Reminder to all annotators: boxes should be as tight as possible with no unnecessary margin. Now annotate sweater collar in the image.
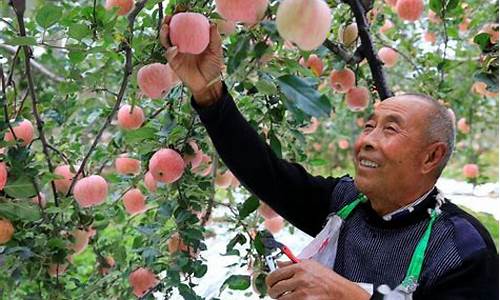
[361,187,440,228]
[382,187,435,221]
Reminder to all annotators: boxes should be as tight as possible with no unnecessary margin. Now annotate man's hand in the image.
[266,260,371,300]
[160,16,224,107]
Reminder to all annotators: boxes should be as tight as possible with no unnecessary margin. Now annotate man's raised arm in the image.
[161,18,339,236]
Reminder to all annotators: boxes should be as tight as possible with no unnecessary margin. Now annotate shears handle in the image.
[281,246,301,263]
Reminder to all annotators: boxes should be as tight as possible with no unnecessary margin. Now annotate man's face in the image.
[353,96,432,197]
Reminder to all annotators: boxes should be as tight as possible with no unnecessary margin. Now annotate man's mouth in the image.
[359,159,379,168]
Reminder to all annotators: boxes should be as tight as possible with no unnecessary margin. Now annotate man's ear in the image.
[421,142,447,175]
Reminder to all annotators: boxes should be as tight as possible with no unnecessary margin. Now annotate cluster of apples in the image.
[25,0,490,291]
[0,120,36,245]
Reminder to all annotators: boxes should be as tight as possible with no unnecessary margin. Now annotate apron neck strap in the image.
[336,194,368,219]
[400,207,441,292]
[336,191,443,293]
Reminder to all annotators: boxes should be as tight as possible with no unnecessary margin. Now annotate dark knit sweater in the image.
[192,83,498,299]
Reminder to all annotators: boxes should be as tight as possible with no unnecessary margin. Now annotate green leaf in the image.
[238,196,259,220]
[429,0,442,13]
[221,275,251,291]
[124,127,156,142]
[0,201,41,222]
[36,4,63,28]
[178,283,202,300]
[474,33,491,51]
[254,273,268,296]
[68,50,87,64]
[68,23,91,40]
[446,0,459,12]
[183,228,204,241]
[253,232,266,256]
[269,130,282,159]
[255,80,277,95]
[228,36,250,74]
[47,238,67,249]
[253,41,269,59]
[4,176,37,198]
[6,37,37,46]
[225,233,247,254]
[193,263,208,278]
[309,158,328,166]
[277,75,331,118]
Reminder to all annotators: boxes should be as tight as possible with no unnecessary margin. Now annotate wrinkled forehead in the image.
[373,95,432,120]
[370,95,433,127]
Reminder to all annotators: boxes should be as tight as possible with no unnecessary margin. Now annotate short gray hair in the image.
[401,93,456,177]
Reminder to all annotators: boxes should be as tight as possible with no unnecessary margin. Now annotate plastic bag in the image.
[298,214,343,268]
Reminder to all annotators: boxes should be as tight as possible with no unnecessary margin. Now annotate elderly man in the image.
[162,22,498,299]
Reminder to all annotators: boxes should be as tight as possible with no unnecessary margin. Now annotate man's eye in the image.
[385,126,397,131]
[364,123,374,129]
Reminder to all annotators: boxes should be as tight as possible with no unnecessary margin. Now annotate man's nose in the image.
[359,129,379,151]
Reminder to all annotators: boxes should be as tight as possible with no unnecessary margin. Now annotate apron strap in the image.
[324,191,442,295]
[400,208,441,292]
[336,193,368,219]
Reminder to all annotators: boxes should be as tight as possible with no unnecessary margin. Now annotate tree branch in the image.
[0,44,64,82]
[345,0,393,100]
[14,89,29,119]
[156,1,163,39]
[200,152,219,226]
[66,0,150,197]
[10,0,59,206]
[6,45,20,86]
[322,39,364,65]
[438,4,449,90]
[47,144,72,167]
[0,65,18,141]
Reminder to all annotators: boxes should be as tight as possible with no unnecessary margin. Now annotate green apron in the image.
[298,193,443,298]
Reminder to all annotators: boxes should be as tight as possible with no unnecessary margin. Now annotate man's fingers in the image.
[162,15,172,26]
[159,23,171,48]
[165,46,179,63]
[277,291,297,300]
[268,278,298,299]
[276,261,294,268]
[266,264,295,289]
[208,24,222,53]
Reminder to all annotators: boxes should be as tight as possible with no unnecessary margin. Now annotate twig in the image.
[0,17,15,30]
[145,101,171,123]
[6,45,20,86]
[10,0,60,206]
[438,3,449,90]
[0,65,18,141]
[96,160,109,175]
[31,179,46,219]
[0,44,64,82]
[322,39,364,65]
[92,88,119,97]
[92,0,98,39]
[156,1,163,39]
[14,89,29,119]
[66,0,150,197]
[179,115,197,152]
[345,0,392,100]
[38,42,84,52]
[47,144,72,167]
[200,152,219,226]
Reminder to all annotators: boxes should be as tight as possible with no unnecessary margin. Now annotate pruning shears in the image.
[261,231,301,272]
